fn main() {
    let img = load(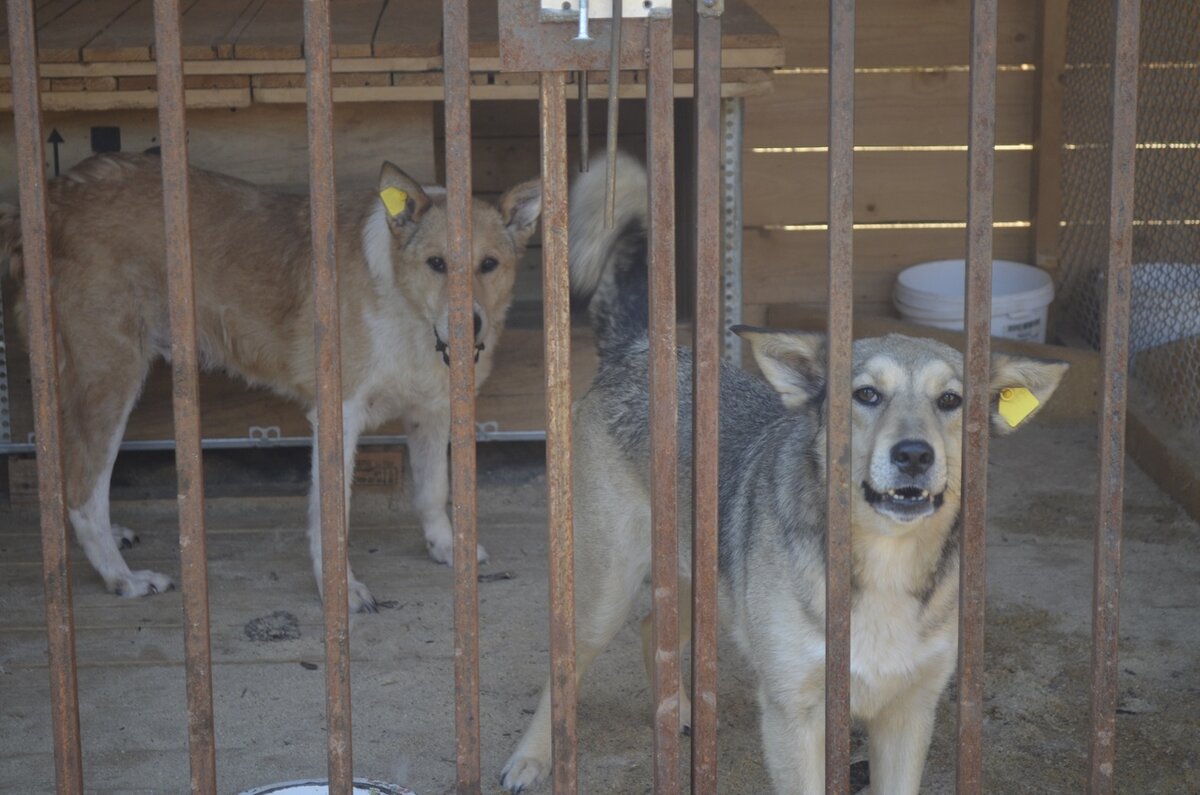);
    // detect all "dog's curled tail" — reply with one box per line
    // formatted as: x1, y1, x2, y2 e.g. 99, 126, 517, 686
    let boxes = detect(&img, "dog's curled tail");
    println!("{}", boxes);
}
0, 204, 22, 279
569, 151, 650, 363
